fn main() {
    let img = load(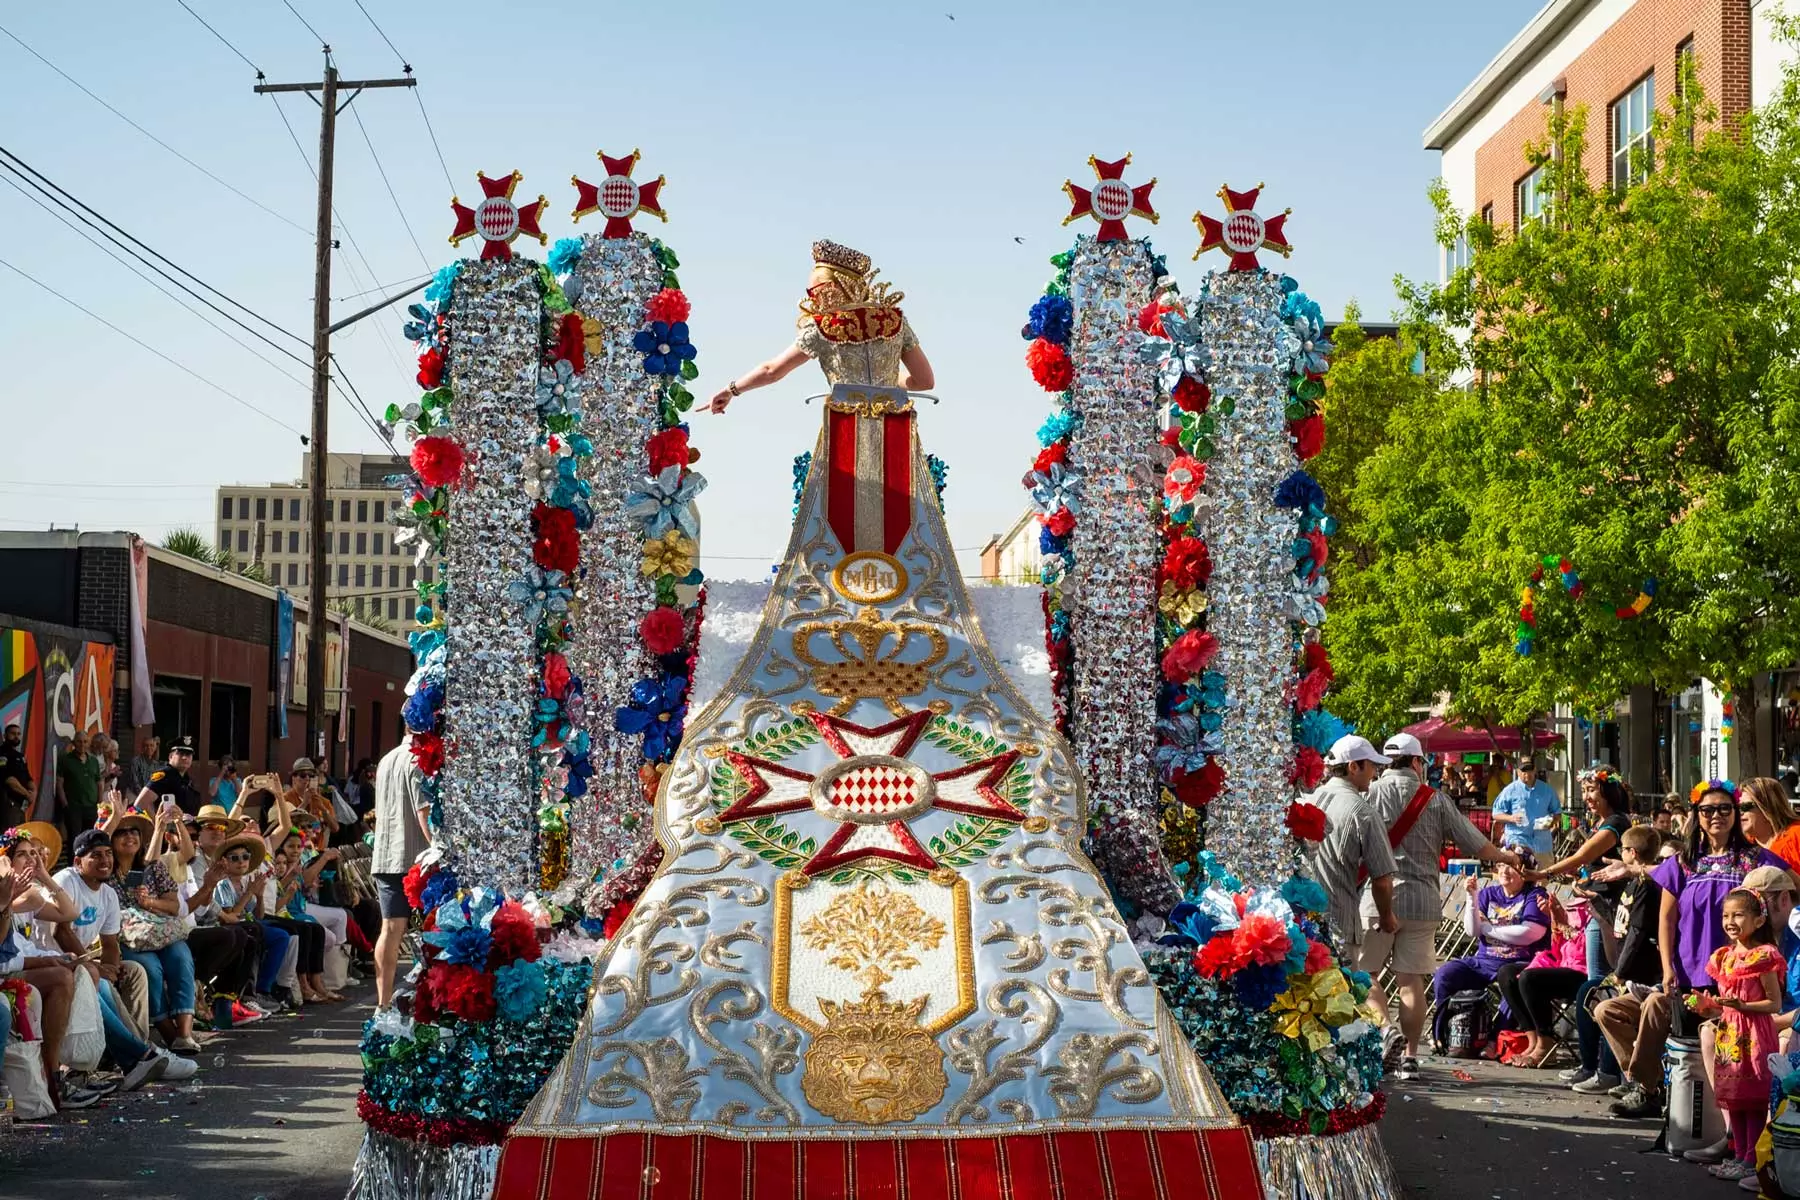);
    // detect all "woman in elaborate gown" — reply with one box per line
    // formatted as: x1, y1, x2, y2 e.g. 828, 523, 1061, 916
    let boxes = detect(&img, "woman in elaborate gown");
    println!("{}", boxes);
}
493, 241, 1256, 1200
